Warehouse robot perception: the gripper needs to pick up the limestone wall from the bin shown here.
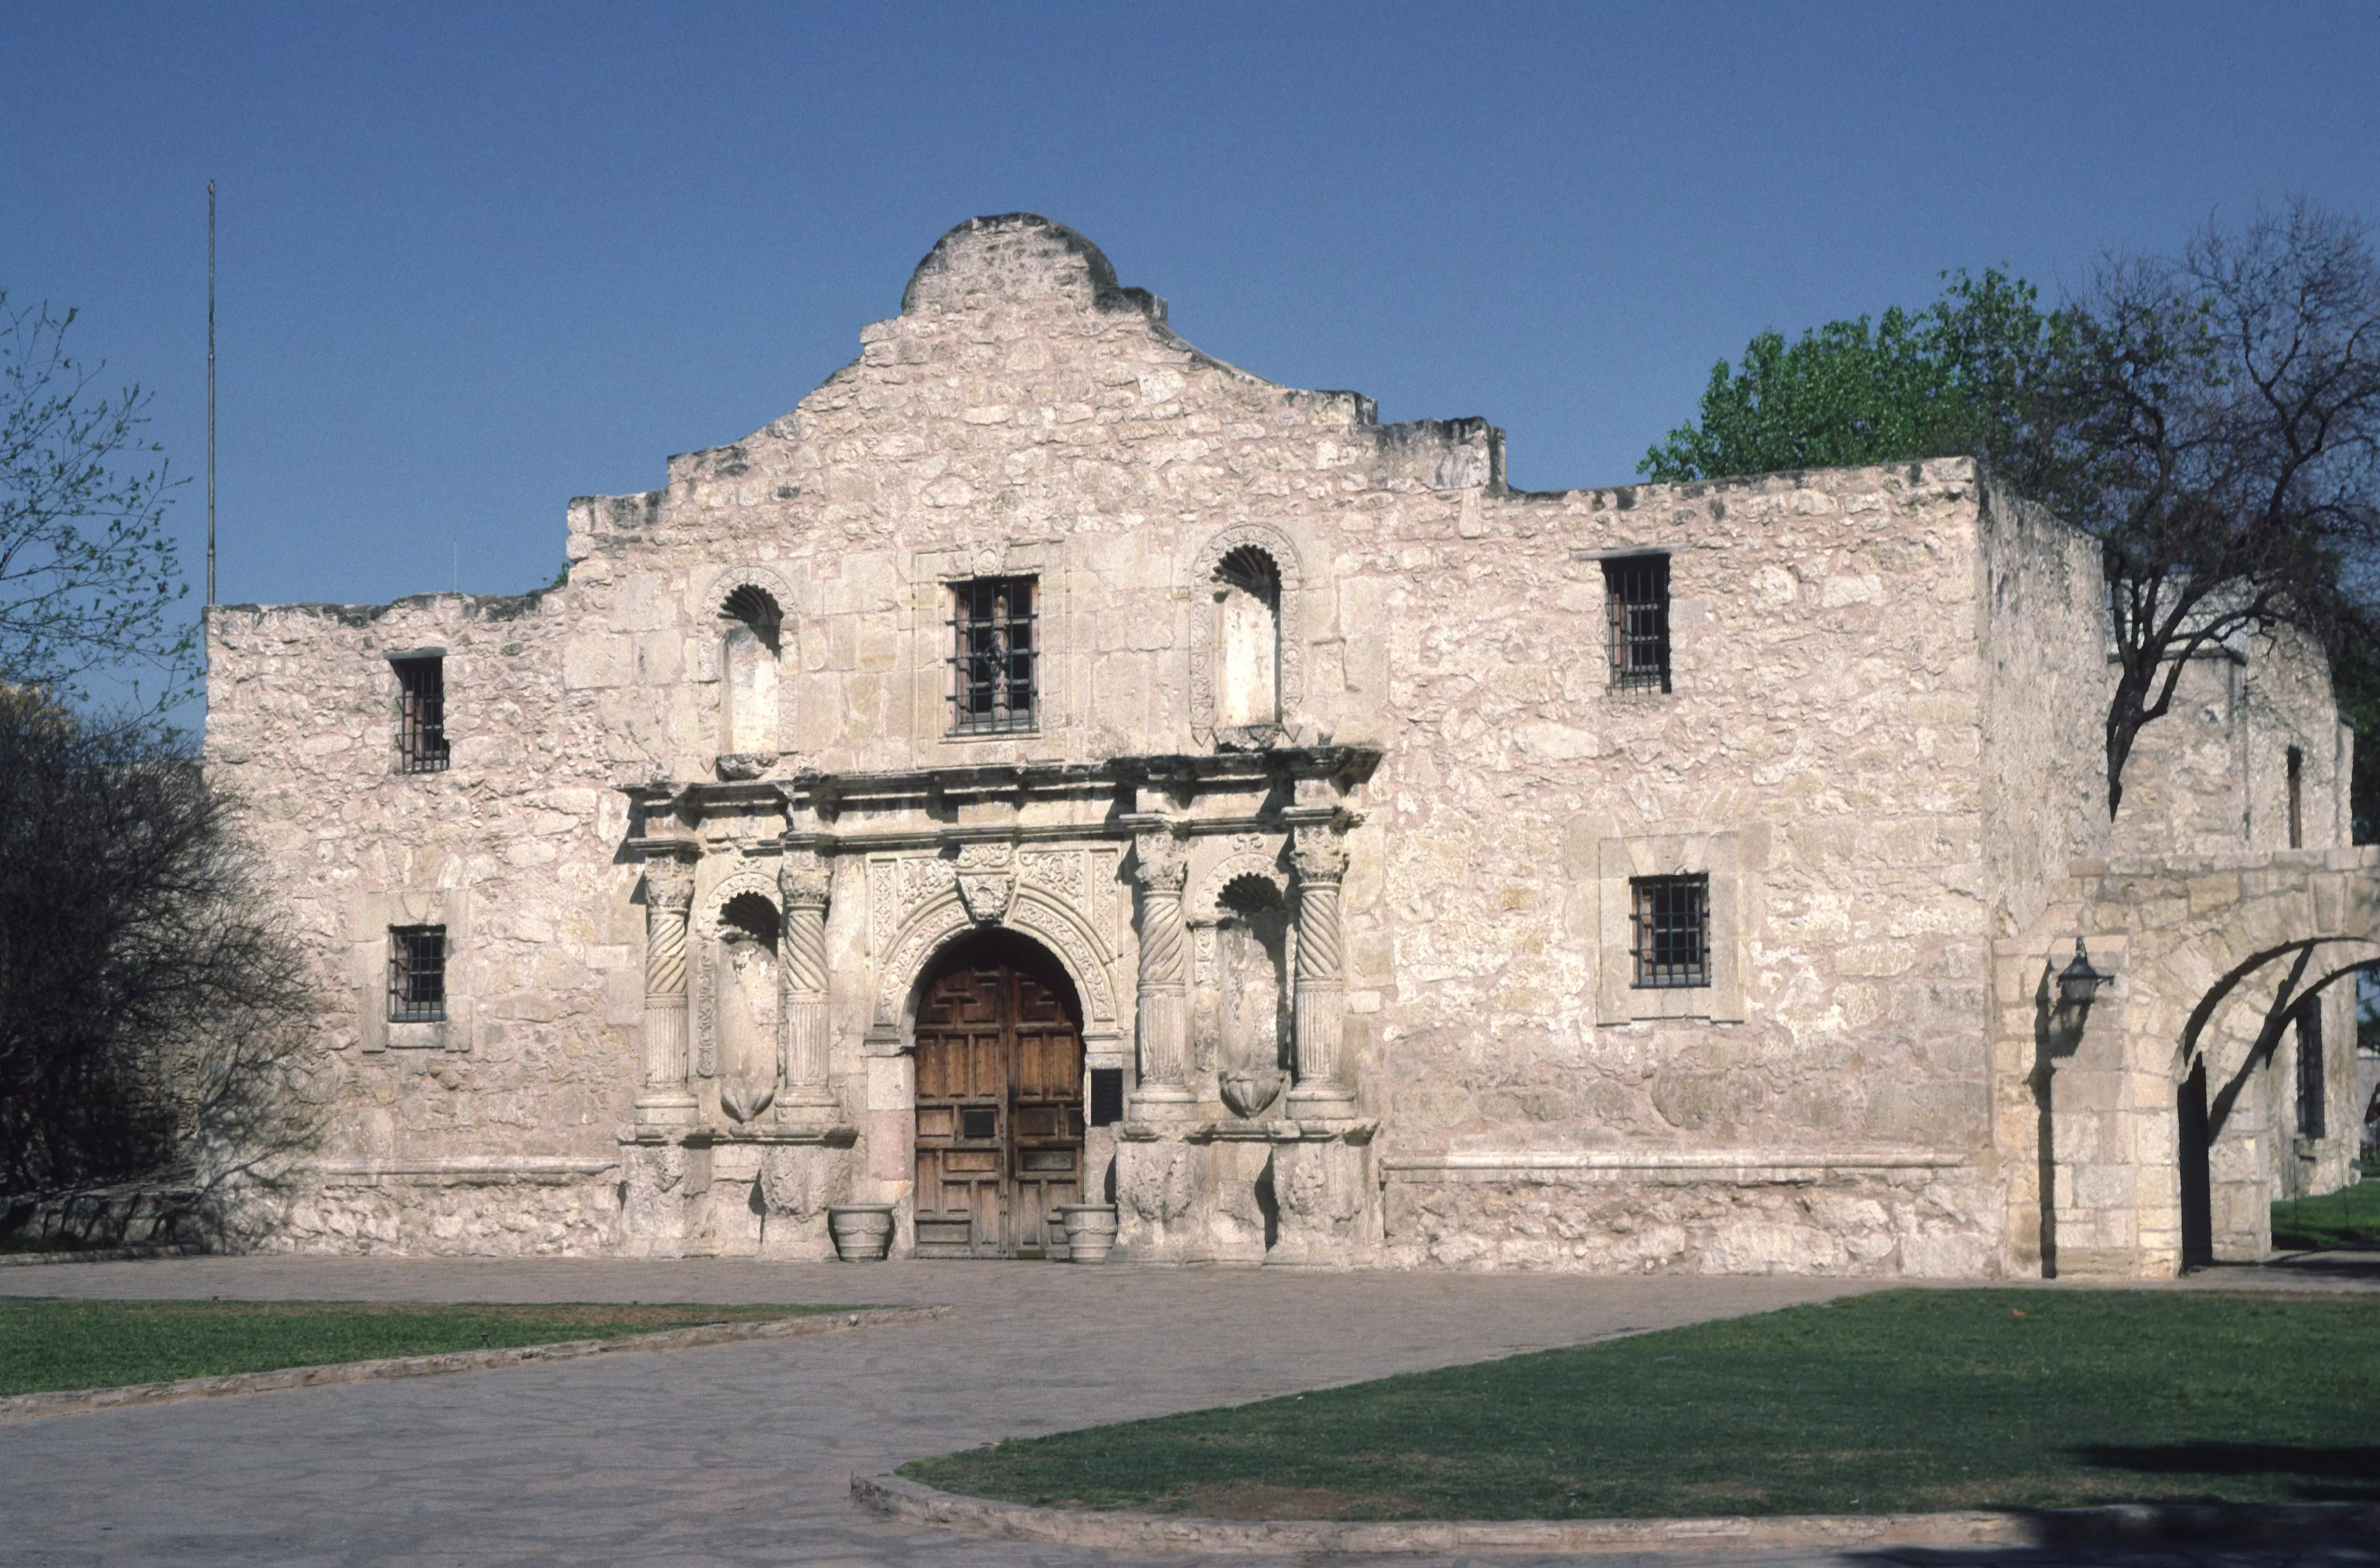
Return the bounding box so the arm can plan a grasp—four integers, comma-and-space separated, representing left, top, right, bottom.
206, 590, 641, 1253
1975, 479, 2110, 937
2112, 625, 2352, 861
212, 213, 2344, 1274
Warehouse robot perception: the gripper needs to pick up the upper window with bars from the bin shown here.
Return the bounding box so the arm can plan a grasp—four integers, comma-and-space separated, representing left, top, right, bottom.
1604, 555, 1671, 694
387, 925, 447, 1022
1629, 873, 1710, 989
949, 576, 1038, 734
392, 655, 450, 773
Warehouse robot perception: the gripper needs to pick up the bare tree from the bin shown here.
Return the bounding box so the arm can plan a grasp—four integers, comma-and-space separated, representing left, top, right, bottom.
0, 688, 320, 1240
2046, 201, 2380, 815
0, 293, 192, 707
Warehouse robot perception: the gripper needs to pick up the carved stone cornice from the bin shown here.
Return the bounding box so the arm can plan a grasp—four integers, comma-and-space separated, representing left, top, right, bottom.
622, 748, 1379, 841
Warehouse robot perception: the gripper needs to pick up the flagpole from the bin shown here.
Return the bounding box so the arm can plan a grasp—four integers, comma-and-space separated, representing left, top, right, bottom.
206, 181, 216, 610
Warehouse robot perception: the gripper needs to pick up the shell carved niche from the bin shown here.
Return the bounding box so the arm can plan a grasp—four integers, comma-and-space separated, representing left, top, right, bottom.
695, 872, 783, 1123
1189, 525, 1303, 749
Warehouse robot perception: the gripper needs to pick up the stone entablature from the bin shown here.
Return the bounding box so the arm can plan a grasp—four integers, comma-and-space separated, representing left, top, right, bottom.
203, 213, 2373, 1273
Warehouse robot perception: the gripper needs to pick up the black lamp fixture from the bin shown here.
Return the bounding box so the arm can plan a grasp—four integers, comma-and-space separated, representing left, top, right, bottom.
2056, 939, 2110, 1009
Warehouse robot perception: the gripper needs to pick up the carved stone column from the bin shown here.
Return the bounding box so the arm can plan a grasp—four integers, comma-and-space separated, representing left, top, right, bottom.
1127, 821, 1196, 1121
776, 843, 838, 1122
634, 845, 701, 1130
1286, 818, 1358, 1117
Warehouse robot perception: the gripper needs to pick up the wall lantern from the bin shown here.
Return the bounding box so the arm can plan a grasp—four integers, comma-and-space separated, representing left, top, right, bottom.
2056, 939, 2110, 1010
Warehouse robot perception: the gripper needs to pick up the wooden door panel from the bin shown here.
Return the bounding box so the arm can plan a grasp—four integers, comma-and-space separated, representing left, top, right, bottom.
912, 959, 1084, 1259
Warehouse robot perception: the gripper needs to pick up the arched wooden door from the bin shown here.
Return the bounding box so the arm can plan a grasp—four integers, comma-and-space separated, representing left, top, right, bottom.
912, 946, 1085, 1259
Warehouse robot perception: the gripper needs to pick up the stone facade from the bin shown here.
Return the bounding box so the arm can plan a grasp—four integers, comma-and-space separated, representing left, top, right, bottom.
204, 214, 2375, 1273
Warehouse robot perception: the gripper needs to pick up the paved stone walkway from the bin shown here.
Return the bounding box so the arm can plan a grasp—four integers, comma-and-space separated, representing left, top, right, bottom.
0, 1257, 2372, 1568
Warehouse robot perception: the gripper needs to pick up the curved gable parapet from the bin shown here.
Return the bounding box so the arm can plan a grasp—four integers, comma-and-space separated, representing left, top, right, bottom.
900, 212, 1159, 320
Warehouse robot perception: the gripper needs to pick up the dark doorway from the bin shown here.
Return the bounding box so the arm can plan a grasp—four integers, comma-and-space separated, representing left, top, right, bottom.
2178, 1059, 2214, 1270
911, 932, 1085, 1260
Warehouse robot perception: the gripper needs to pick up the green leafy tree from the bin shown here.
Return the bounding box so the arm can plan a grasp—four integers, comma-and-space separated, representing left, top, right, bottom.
1639, 269, 2060, 483
1642, 203, 2380, 822
0, 293, 192, 709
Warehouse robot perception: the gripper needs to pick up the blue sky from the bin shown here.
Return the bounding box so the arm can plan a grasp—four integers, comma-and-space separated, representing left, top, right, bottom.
6, 0, 2378, 698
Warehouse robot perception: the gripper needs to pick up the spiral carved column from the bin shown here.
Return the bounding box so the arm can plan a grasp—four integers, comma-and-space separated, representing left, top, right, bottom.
635, 847, 700, 1129
1128, 824, 1196, 1120
1287, 821, 1357, 1116
776, 845, 837, 1119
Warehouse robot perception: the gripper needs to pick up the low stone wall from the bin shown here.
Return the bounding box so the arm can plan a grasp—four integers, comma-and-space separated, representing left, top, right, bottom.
1, 1184, 204, 1254
272, 1163, 622, 1256
1377, 1154, 1994, 1275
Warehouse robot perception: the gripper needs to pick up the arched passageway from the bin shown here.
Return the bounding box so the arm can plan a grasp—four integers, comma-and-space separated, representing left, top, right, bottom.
2003, 847, 2380, 1278
908, 930, 1087, 1259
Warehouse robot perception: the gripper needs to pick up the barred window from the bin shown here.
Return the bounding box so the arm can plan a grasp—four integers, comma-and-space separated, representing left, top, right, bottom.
1629, 874, 1709, 988
2296, 1002, 2326, 1138
2287, 745, 2305, 849
950, 577, 1037, 733
1604, 555, 1671, 693
393, 656, 449, 773
388, 925, 447, 1023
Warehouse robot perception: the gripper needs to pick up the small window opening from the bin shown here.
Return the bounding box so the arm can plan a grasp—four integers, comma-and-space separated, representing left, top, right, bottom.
1629, 874, 1709, 988
393, 656, 449, 773
388, 925, 447, 1022
2286, 745, 2305, 849
1089, 1067, 1124, 1127
950, 576, 1037, 733
959, 1107, 997, 1140
2296, 1001, 2326, 1139
1604, 555, 1671, 693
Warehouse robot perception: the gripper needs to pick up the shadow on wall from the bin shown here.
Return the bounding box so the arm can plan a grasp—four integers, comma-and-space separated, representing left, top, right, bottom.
2030, 957, 2090, 1279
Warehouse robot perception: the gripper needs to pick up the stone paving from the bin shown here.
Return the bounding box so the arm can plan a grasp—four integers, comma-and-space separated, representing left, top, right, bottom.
0, 1257, 2374, 1568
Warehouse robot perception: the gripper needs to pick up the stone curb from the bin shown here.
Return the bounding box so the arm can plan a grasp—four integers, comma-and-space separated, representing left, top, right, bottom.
1, 1305, 954, 1421
851, 1473, 2380, 1555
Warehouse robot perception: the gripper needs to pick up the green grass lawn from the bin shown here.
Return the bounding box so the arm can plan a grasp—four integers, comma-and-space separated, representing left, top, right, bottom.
0, 1298, 851, 1396
2272, 1160, 2380, 1250
905, 1289, 2380, 1521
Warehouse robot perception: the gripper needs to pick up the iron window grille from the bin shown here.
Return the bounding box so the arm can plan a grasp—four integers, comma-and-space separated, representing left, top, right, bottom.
2296, 1002, 2326, 1139
2287, 745, 2305, 849
393, 656, 450, 772
387, 925, 447, 1023
1604, 555, 1672, 693
949, 576, 1038, 733
1629, 874, 1710, 988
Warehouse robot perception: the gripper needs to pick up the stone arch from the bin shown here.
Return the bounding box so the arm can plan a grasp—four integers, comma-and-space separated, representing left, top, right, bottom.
2057, 849, 2380, 1273
874, 885, 1120, 1041
1188, 523, 1304, 748
904, 923, 1087, 1037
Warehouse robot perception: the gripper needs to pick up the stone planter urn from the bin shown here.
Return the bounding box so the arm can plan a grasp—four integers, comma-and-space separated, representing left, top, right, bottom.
1056, 1204, 1119, 1264
826, 1203, 896, 1262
